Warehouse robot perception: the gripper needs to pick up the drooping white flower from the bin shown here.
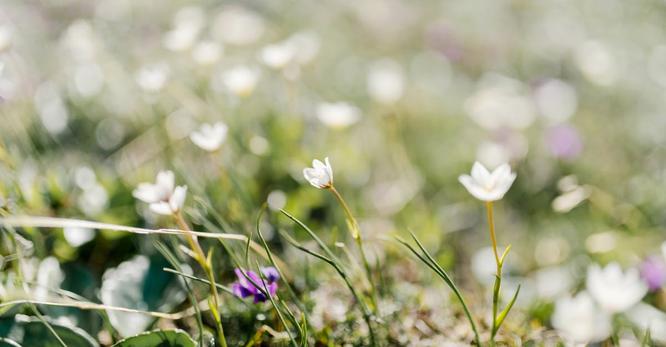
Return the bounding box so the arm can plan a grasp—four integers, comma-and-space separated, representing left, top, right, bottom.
132, 171, 187, 215
189, 122, 228, 152
303, 157, 333, 189
316, 102, 360, 129
222, 66, 259, 97
586, 262, 647, 313
458, 162, 516, 201
552, 291, 612, 344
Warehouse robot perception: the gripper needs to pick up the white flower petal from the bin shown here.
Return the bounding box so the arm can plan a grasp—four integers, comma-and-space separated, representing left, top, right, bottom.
170, 186, 187, 211
133, 183, 159, 203
470, 161, 491, 186
150, 202, 173, 215
156, 171, 175, 193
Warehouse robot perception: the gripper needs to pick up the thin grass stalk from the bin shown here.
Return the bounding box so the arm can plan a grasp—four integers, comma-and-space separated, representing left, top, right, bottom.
395, 234, 481, 346
328, 186, 379, 311
173, 211, 228, 347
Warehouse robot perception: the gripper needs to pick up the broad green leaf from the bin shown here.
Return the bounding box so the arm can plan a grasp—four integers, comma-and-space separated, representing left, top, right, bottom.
9, 315, 98, 347
111, 329, 196, 347
101, 256, 186, 337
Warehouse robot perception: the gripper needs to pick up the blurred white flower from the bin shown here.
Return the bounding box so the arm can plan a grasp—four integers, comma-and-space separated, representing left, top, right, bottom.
534, 79, 577, 123
303, 157, 333, 189
552, 291, 612, 344
132, 171, 187, 215
212, 7, 264, 45
267, 190, 287, 211
0, 26, 13, 53
73, 63, 105, 97
34, 82, 69, 135
575, 40, 617, 86
78, 183, 108, 216
471, 246, 499, 284
64, 227, 96, 247
367, 59, 405, 104
287, 31, 320, 65
192, 41, 223, 66
35, 257, 65, 301
534, 266, 573, 299
465, 74, 535, 130
163, 25, 200, 52
163, 6, 204, 52
136, 63, 170, 92
260, 41, 295, 69
316, 102, 361, 129
458, 162, 516, 202
626, 303, 666, 343
586, 262, 647, 313
476, 141, 511, 169
189, 122, 228, 152
222, 66, 259, 97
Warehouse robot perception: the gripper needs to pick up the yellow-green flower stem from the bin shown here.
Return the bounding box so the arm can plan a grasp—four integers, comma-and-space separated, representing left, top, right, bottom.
174, 211, 228, 347
329, 186, 379, 312
485, 201, 501, 346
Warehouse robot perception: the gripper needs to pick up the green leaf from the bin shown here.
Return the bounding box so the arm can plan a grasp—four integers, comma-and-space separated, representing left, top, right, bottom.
112, 329, 196, 347
101, 256, 186, 337
495, 285, 521, 333
10, 315, 98, 347
0, 338, 22, 347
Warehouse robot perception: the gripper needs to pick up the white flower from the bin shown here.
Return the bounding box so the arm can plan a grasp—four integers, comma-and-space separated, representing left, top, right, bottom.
211, 7, 265, 46
189, 122, 228, 152
192, 41, 223, 66
132, 171, 187, 215
626, 303, 666, 343
458, 162, 516, 201
64, 226, 96, 247
222, 66, 259, 97
0, 26, 12, 53
316, 102, 360, 129
367, 59, 405, 104
260, 41, 295, 69
303, 157, 333, 189
287, 31, 320, 65
586, 262, 647, 313
552, 291, 612, 344
136, 63, 170, 92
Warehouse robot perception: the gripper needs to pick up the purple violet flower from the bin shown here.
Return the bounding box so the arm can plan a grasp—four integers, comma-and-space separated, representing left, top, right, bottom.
231, 267, 279, 303
640, 256, 666, 291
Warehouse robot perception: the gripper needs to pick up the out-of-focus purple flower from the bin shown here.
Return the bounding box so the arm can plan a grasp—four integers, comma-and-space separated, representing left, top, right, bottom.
640, 256, 666, 291
231, 267, 279, 303
546, 124, 583, 160
261, 267, 280, 283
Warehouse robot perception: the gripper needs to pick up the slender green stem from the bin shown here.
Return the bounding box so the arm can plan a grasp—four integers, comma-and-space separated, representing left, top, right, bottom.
485, 201, 502, 344
328, 186, 379, 311
174, 211, 228, 347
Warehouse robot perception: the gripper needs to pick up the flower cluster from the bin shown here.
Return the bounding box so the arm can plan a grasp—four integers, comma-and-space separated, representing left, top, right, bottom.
552, 262, 648, 344
231, 267, 280, 303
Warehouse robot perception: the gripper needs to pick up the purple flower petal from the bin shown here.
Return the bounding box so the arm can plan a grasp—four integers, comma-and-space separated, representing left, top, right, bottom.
261, 267, 280, 283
